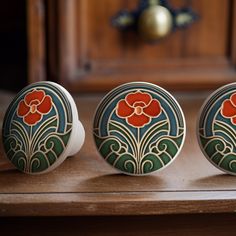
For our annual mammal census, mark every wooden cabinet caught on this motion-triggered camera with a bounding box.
[28,0,236,92]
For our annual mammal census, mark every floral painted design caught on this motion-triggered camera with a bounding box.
[198,85,236,175]
[221,93,236,125]
[3,83,73,173]
[94,84,185,175]
[116,91,162,127]
[17,89,52,126]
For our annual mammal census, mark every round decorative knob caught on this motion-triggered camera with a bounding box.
[197,83,236,175]
[112,0,198,42]
[138,5,173,40]
[93,82,186,176]
[2,81,85,174]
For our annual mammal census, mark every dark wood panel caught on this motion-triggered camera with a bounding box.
[0,0,28,91]
[84,0,229,59]
[27,0,46,83]
[64,59,236,92]
[1,214,236,236]
[45,0,236,92]
[231,0,236,65]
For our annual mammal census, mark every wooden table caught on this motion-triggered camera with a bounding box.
[1,91,236,235]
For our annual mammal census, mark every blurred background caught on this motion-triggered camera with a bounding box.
[1,0,235,93]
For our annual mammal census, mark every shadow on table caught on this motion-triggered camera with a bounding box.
[80,173,166,192]
[191,173,236,189]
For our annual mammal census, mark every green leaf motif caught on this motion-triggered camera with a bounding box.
[143,132,184,173]
[94,128,183,175]
[109,121,137,157]
[214,121,236,147]
[11,151,27,172]
[200,134,236,173]
[31,129,72,173]
[94,133,129,164]
[94,133,137,173]
[4,116,72,173]
[140,120,168,156]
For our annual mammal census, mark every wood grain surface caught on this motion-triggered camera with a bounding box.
[0,91,236,217]
[27,0,46,83]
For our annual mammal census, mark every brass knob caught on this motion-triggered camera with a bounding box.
[138,5,173,41]
[112,0,198,43]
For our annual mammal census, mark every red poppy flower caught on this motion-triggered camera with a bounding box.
[221,93,236,125]
[17,90,52,126]
[116,91,162,128]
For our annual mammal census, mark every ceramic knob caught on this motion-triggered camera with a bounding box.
[93,82,186,176]
[2,81,85,174]
[197,83,236,175]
